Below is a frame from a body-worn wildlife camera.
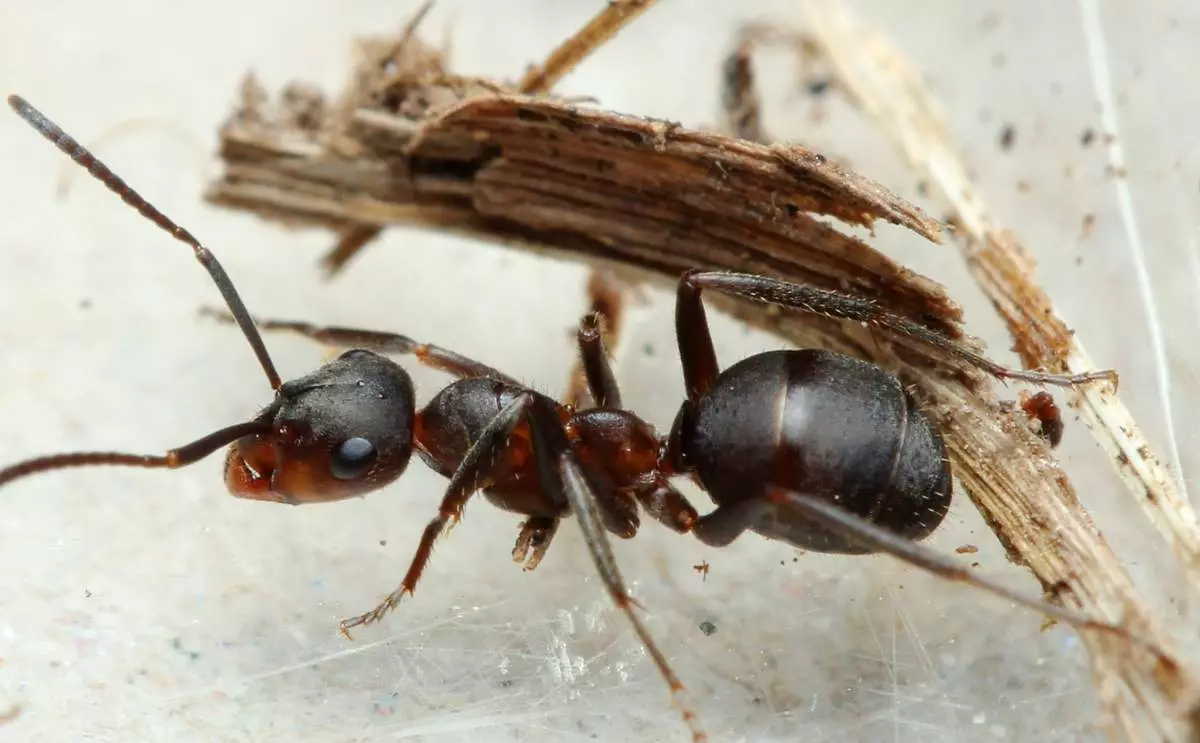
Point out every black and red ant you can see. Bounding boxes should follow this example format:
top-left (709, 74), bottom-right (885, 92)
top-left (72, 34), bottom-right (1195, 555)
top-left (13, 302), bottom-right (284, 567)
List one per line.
top-left (0, 96), bottom-right (1144, 743)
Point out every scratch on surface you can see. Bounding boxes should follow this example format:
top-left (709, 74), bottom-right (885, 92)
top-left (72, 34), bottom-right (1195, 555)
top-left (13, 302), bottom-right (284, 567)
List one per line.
top-left (889, 583), bottom-right (938, 682)
top-left (1008, 686), bottom-right (1090, 707)
top-left (154, 611), bottom-right (469, 706)
top-left (1077, 0), bottom-right (1189, 502)
top-left (857, 597), bottom-right (897, 737)
top-left (848, 591), bottom-right (961, 743)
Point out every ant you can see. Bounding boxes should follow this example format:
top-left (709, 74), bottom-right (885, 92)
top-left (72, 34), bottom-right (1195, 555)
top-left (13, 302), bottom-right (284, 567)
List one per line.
top-left (1, 96), bottom-right (1148, 743)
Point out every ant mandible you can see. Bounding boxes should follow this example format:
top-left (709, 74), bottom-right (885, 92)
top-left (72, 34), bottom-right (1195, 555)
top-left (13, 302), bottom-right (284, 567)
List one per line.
top-left (1, 95), bottom-right (1139, 743)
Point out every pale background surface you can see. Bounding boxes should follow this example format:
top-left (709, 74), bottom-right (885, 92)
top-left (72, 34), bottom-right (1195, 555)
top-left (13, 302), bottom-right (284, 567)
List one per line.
top-left (0, 2), bottom-right (1196, 742)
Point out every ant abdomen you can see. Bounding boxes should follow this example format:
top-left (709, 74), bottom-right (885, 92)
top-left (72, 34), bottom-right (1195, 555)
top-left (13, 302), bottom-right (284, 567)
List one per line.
top-left (680, 349), bottom-right (952, 553)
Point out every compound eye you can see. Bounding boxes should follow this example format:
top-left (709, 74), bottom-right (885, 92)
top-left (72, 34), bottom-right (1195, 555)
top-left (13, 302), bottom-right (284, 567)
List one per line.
top-left (331, 437), bottom-right (378, 480)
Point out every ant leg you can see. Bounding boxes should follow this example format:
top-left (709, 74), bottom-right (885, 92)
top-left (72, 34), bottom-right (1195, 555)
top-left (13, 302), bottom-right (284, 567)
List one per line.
top-left (721, 34), bottom-right (765, 143)
top-left (514, 273), bottom-right (626, 570)
top-left (565, 270), bottom-right (626, 409)
top-left (689, 499), bottom-right (768, 547)
top-left (576, 312), bottom-right (623, 409)
top-left (200, 309), bottom-right (521, 385)
top-left (704, 270), bottom-right (1119, 387)
top-left (512, 516), bottom-right (560, 571)
top-left (674, 272), bottom-right (723, 404)
top-left (765, 489), bottom-right (1164, 655)
top-left (633, 480), bottom-right (700, 534)
top-left (520, 398), bottom-right (706, 743)
top-left (321, 225), bottom-right (381, 277)
top-left (339, 392), bottom-right (536, 635)
top-left (680, 271), bottom-right (1118, 389)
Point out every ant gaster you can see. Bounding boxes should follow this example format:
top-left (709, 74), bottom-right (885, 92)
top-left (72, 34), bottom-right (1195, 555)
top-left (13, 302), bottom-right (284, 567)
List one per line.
top-left (2, 96), bottom-right (1146, 743)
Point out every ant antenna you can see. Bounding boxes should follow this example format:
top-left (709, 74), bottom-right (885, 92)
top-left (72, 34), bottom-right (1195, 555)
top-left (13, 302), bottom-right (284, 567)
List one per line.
top-left (6, 95), bottom-right (281, 390)
top-left (0, 421), bottom-right (273, 488)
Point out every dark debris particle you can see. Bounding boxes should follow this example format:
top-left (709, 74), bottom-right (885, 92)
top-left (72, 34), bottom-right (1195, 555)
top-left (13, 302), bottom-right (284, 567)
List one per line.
top-left (999, 123), bottom-right (1016, 151)
top-left (1080, 128), bottom-right (1096, 147)
top-left (699, 620), bottom-right (717, 636)
top-left (807, 78), bottom-right (831, 97)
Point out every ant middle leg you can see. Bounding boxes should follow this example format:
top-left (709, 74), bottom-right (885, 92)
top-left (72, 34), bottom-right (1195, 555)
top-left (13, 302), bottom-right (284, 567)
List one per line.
top-left (575, 311), bottom-right (623, 409)
top-left (519, 271), bottom-right (629, 569)
top-left (677, 270), bottom-right (1118, 389)
top-left (512, 515), bottom-right (560, 572)
top-left (521, 397), bottom-right (706, 743)
top-left (199, 308), bottom-right (520, 385)
top-left (565, 269), bottom-right (627, 410)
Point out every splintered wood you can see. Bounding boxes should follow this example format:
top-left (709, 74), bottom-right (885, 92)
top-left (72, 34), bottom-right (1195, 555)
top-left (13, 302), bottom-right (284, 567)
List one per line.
top-left (212, 44), bottom-right (956, 341)
top-left (205, 9), bottom-right (1194, 743)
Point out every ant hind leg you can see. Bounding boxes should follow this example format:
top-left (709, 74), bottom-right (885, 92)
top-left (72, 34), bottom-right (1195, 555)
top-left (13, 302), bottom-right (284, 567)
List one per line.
top-left (679, 271), bottom-right (1117, 390)
top-left (765, 487), bottom-right (1164, 656)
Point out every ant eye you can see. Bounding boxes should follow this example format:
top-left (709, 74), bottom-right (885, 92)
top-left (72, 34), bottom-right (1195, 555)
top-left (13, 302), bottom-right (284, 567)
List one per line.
top-left (331, 437), bottom-right (377, 480)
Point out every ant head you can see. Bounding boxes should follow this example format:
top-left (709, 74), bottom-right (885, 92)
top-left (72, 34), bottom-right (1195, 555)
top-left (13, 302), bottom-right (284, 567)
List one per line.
top-left (0, 96), bottom-right (420, 502)
top-left (226, 350), bottom-right (417, 505)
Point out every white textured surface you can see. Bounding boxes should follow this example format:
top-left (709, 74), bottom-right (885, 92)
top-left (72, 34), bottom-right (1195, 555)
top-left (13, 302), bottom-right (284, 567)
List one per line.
top-left (0, 2), bottom-right (1196, 742)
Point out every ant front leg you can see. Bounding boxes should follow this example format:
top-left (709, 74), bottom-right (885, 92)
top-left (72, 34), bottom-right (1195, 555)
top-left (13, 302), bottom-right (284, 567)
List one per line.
top-left (339, 392), bottom-right (536, 635)
top-left (677, 271), bottom-right (1118, 389)
top-left (199, 308), bottom-right (521, 385)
